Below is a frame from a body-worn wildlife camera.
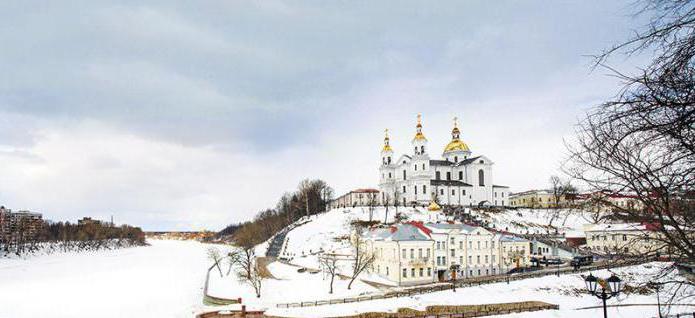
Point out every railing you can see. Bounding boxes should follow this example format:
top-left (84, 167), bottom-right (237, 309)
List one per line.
top-left (275, 256), bottom-right (654, 308)
top-left (203, 263), bottom-right (242, 306)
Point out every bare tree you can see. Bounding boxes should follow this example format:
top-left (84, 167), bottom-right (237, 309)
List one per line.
top-left (319, 253), bottom-right (341, 294)
top-left (347, 230), bottom-right (375, 290)
top-left (547, 176), bottom-right (577, 229)
top-left (565, 0), bottom-right (695, 305)
top-left (366, 192), bottom-right (379, 222)
top-left (234, 247), bottom-right (264, 298)
top-left (207, 247), bottom-right (225, 277)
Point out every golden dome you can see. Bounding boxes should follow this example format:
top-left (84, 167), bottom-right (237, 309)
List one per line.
top-left (427, 201), bottom-right (441, 211)
top-left (413, 114), bottom-right (427, 142)
top-left (444, 139), bottom-right (470, 152)
top-left (382, 128), bottom-right (393, 152)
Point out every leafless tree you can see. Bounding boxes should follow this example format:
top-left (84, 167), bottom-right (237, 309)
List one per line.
top-left (234, 247), bottom-right (264, 298)
top-left (366, 192), bottom-right (379, 222)
top-left (347, 230), bottom-right (375, 290)
top-left (207, 247), bottom-right (225, 277)
top-left (565, 0), bottom-right (694, 305)
top-left (319, 253), bottom-right (341, 294)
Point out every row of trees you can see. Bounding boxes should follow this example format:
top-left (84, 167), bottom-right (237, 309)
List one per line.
top-left (1, 220), bottom-right (146, 256)
top-left (219, 178), bottom-right (334, 249)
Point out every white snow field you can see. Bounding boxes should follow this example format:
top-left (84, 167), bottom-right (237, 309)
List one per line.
top-left (0, 240), bottom-right (211, 318)
top-left (267, 262), bottom-right (694, 318)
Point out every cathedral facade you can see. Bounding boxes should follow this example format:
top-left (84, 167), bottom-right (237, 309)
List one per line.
top-left (379, 115), bottom-right (510, 207)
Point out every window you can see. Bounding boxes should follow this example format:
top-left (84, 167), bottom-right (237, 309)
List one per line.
top-left (437, 241), bottom-right (441, 250)
top-left (459, 171), bottom-right (463, 180)
top-left (462, 189), bottom-right (466, 195)
top-left (436, 171), bottom-right (441, 180)
top-left (422, 163), bottom-right (425, 170)
top-left (411, 268), bottom-right (415, 277)
top-left (469, 241), bottom-right (472, 249)
top-left (459, 256), bottom-right (463, 264)
top-left (622, 234), bottom-right (627, 241)
top-left (419, 268), bottom-right (424, 277)
top-left (454, 156), bottom-right (458, 162)
top-left (403, 170), bottom-right (407, 180)
top-left (491, 241), bottom-right (495, 248)
top-left (477, 241), bottom-right (480, 249)
top-left (459, 241), bottom-right (463, 249)
top-left (418, 248), bottom-right (422, 258)
top-left (403, 269), bottom-right (407, 278)
top-left (468, 256), bottom-right (472, 263)
top-left (451, 249), bottom-right (455, 257)
top-left (450, 237), bottom-right (455, 244)
top-left (477, 256), bottom-right (481, 264)
top-left (440, 189), bottom-right (444, 195)
top-left (492, 255), bottom-right (496, 263)
top-left (403, 186), bottom-right (406, 193)
top-left (423, 185), bottom-right (426, 193)
top-left (402, 249), bottom-right (406, 258)
top-left (386, 267), bottom-right (389, 275)
top-left (410, 249), bottom-right (414, 259)
top-left (414, 164), bottom-right (417, 171)
top-left (485, 255), bottom-right (489, 263)
top-left (452, 189), bottom-right (455, 195)
top-left (426, 248), bottom-right (430, 258)
top-left (427, 268), bottom-right (432, 276)
top-left (442, 256), bottom-right (446, 264)
top-left (414, 186), bottom-right (418, 195)
top-left (478, 169), bottom-right (485, 186)
top-left (446, 172), bottom-right (451, 180)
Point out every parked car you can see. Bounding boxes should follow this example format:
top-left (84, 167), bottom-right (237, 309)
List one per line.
top-left (570, 255), bottom-right (594, 267)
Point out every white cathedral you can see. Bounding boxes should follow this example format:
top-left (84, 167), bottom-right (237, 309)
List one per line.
top-left (379, 115), bottom-right (510, 208)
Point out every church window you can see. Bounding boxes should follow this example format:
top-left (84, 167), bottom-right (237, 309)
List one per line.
top-left (388, 157), bottom-right (392, 164)
top-left (459, 171), bottom-right (463, 180)
top-left (403, 170), bottom-right (407, 180)
top-left (436, 171), bottom-right (441, 180)
top-left (422, 163), bottom-right (425, 170)
top-left (479, 160), bottom-right (484, 164)
top-left (452, 189), bottom-right (455, 195)
top-left (478, 170), bottom-right (485, 186)
top-left (414, 146), bottom-right (417, 153)
top-left (414, 186), bottom-right (417, 195)
top-left (446, 172), bottom-right (451, 180)
top-left (440, 189), bottom-right (444, 195)
top-left (454, 156), bottom-right (458, 162)
top-left (462, 189), bottom-right (466, 195)
top-left (403, 186), bottom-right (406, 193)
top-left (388, 172), bottom-right (392, 178)
top-left (422, 185), bottom-right (426, 193)
top-left (420, 146), bottom-right (424, 153)
top-left (414, 164), bottom-right (417, 171)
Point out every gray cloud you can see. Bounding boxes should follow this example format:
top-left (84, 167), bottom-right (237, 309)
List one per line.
top-left (0, 1), bottom-right (647, 229)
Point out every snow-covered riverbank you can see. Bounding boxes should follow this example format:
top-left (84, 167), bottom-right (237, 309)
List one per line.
top-left (0, 239), bottom-right (210, 318)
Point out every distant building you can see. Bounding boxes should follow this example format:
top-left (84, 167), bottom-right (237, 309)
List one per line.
top-left (0, 207), bottom-right (44, 245)
top-left (78, 217), bottom-right (102, 226)
top-left (576, 191), bottom-right (645, 213)
top-left (329, 189), bottom-right (380, 209)
top-left (584, 223), bottom-right (666, 256)
top-left (378, 115), bottom-right (510, 208)
top-left (509, 190), bottom-right (574, 209)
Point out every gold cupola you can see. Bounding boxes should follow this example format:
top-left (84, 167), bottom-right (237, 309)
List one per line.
top-left (382, 128), bottom-right (393, 153)
top-left (413, 114), bottom-right (427, 142)
top-left (443, 116), bottom-right (470, 153)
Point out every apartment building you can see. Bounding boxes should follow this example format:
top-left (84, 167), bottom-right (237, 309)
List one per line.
top-left (584, 223), bottom-right (666, 256)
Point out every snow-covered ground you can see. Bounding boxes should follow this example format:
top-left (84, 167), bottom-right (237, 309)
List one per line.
top-left (0, 239), bottom-right (211, 318)
top-left (470, 208), bottom-right (597, 235)
top-left (267, 262), bottom-right (694, 318)
top-left (207, 260), bottom-right (380, 308)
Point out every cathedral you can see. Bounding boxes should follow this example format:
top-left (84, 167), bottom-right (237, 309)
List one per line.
top-left (379, 115), bottom-right (510, 207)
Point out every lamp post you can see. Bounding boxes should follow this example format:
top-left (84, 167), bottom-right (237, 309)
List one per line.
top-left (647, 282), bottom-right (663, 318)
top-left (584, 273), bottom-right (624, 318)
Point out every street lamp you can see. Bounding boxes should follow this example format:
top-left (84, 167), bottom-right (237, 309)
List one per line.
top-left (584, 273), bottom-right (624, 318)
top-left (647, 282), bottom-right (663, 318)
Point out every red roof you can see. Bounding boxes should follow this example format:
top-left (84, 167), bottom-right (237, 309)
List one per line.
top-left (407, 221), bottom-right (432, 237)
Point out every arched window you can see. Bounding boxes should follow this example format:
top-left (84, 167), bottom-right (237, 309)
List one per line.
top-left (454, 156), bottom-right (458, 162)
top-left (478, 169), bottom-right (485, 186)
top-left (458, 171), bottom-right (463, 180)
top-left (403, 170), bottom-right (407, 180)
top-left (420, 146), bottom-right (424, 153)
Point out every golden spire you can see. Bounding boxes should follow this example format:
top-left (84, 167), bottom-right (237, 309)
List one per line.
top-left (413, 114), bottom-right (427, 141)
top-left (382, 128), bottom-right (393, 152)
top-left (444, 115), bottom-right (469, 153)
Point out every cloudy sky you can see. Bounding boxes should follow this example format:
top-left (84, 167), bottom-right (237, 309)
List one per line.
top-left (0, 1), bottom-right (649, 230)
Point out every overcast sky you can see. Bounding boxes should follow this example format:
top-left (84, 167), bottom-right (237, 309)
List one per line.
top-left (0, 1), bottom-right (649, 230)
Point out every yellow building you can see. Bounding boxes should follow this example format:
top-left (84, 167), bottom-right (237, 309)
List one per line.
top-left (509, 190), bottom-right (564, 208)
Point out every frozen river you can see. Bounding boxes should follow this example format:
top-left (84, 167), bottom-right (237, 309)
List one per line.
top-left (0, 240), bottom-right (210, 318)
